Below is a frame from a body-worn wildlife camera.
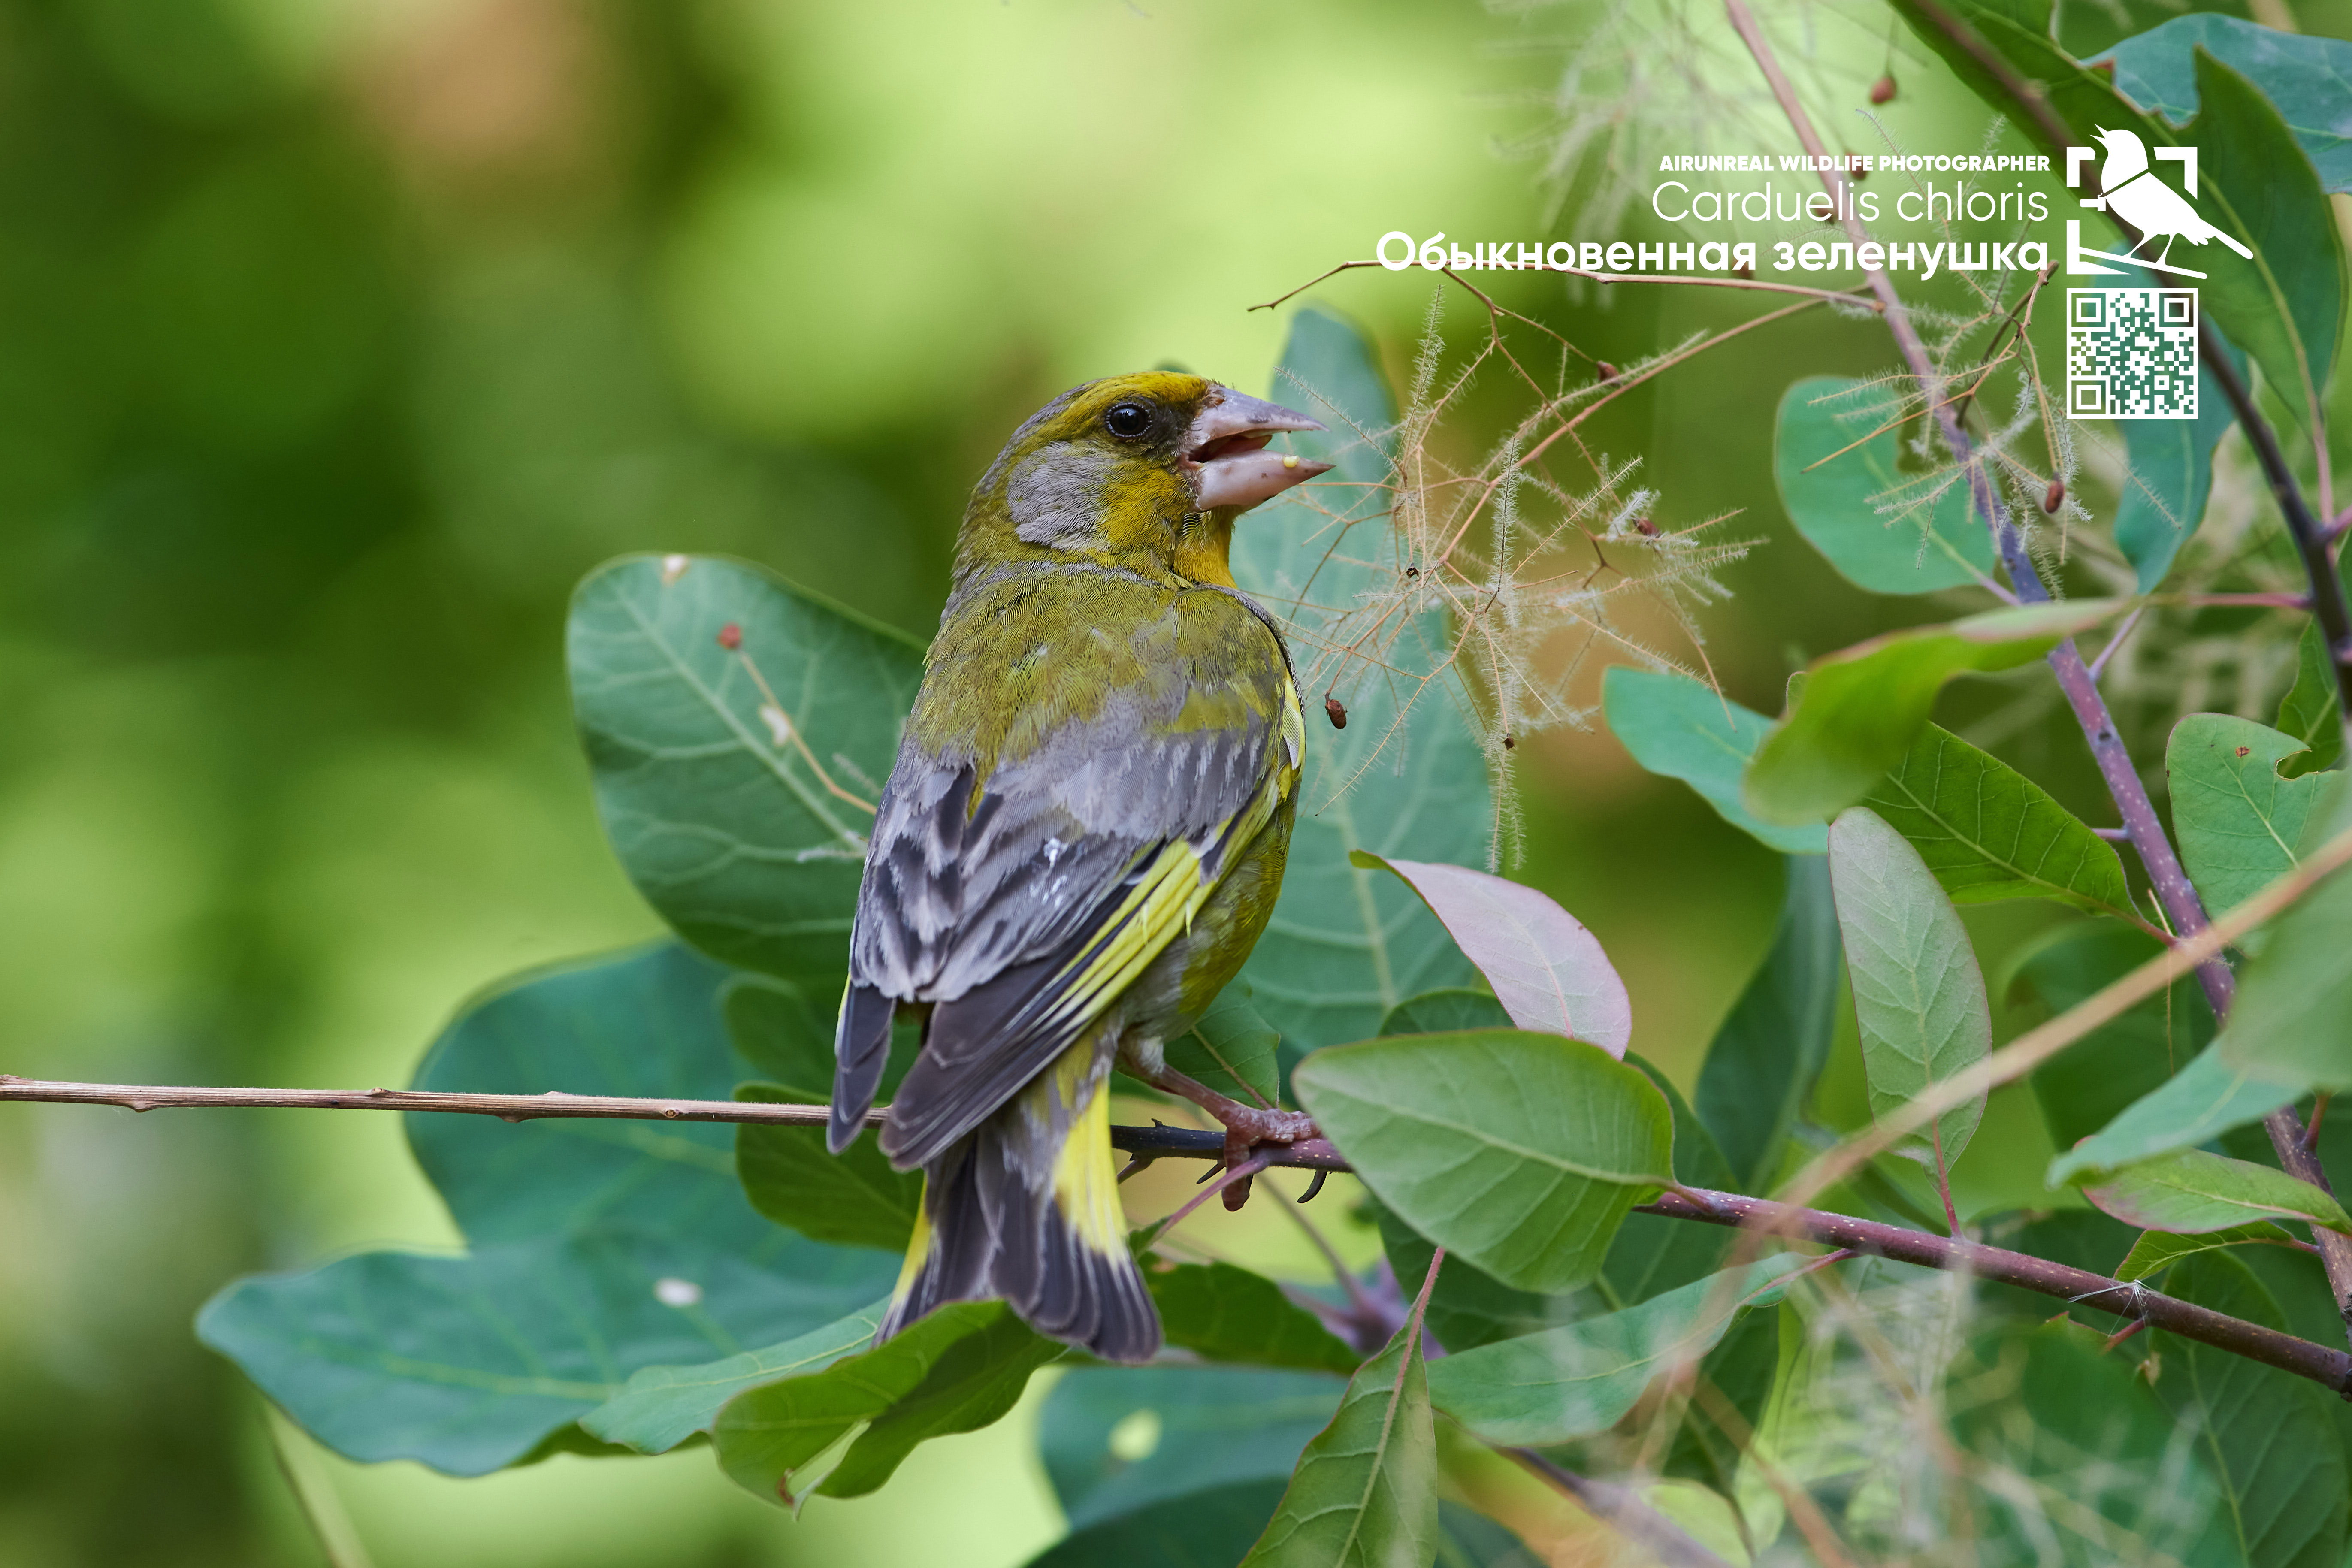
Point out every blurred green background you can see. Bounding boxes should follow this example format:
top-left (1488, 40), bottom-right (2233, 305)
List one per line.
top-left (2, 0), bottom-right (2345, 1563)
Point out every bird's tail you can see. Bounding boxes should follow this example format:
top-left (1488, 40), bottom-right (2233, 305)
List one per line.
top-left (877, 1043), bottom-right (1159, 1363)
top-left (2212, 227), bottom-right (2254, 259)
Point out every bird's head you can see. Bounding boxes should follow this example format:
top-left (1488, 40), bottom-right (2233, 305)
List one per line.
top-left (955, 371), bottom-right (1331, 589)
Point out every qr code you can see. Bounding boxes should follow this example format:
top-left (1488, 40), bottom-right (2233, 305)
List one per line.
top-left (2067, 288), bottom-right (2197, 419)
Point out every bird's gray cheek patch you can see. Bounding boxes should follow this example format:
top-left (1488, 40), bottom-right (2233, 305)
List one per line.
top-left (1008, 445), bottom-right (1117, 548)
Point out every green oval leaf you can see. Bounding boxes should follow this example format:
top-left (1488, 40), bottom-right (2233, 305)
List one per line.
top-left (1426, 1256), bottom-right (1811, 1447)
top-left (2168, 713), bottom-right (2331, 919)
top-left (1830, 807), bottom-right (1991, 1173)
top-left (1864, 722), bottom-right (2135, 916)
top-left (1294, 1030), bottom-right (1675, 1294)
top-left (2080, 1148), bottom-right (2352, 1234)
top-left (1743, 601), bottom-right (2123, 826)
top-left (1349, 853), bottom-right (1631, 1056)
top-left (568, 553), bottom-right (924, 985)
top-left (1238, 1317), bottom-right (1438, 1568)
top-left (1602, 665), bottom-right (1827, 855)
top-left (1772, 375), bottom-right (1995, 594)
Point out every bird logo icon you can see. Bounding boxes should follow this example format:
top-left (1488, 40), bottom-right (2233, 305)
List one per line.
top-left (2070, 127), bottom-right (2251, 279)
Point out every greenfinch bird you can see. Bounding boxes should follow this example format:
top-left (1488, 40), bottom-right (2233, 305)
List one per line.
top-left (828, 371), bottom-right (1331, 1362)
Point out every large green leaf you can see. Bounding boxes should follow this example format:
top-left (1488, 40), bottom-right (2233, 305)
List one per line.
top-left (2110, 302), bottom-right (2243, 592)
top-left (199, 1226), bottom-right (883, 1477)
top-left (2080, 1148), bottom-right (2352, 1234)
top-left (2276, 619), bottom-right (2348, 778)
top-left (1695, 856), bottom-right (1843, 1192)
top-left (197, 946), bottom-right (895, 1474)
top-left (2101, 16), bottom-right (2352, 193)
top-left (1772, 375), bottom-right (1995, 594)
top-left (1147, 1260), bottom-right (1363, 1376)
top-left (2116, 1221), bottom-right (2298, 1282)
top-left (1743, 601), bottom-right (2122, 826)
top-left (1863, 722), bottom-right (2135, 917)
top-left (2169, 713), bottom-right (2331, 919)
top-left (735, 1084), bottom-right (920, 1253)
top-left (582, 1299), bottom-right (889, 1455)
top-left (2016, 924), bottom-right (2218, 1153)
top-left (1602, 666), bottom-right (1828, 855)
top-left (1229, 306), bottom-right (1486, 1053)
top-left (1829, 807), bottom-right (1990, 1174)
top-left (710, 1299), bottom-right (1062, 1504)
top-left (568, 553), bottom-right (924, 985)
top-left (1294, 1030), bottom-right (1675, 1294)
top-left (1039, 1366), bottom-right (1345, 1530)
top-left (2222, 776), bottom-right (2352, 1091)
top-left (1426, 1257), bottom-right (1812, 1447)
top-left (1350, 853), bottom-right (1631, 1054)
top-left (2046, 1039), bottom-right (2301, 1184)
top-left (1238, 1317), bottom-right (1438, 1568)
top-left (2158, 1253), bottom-right (2351, 1568)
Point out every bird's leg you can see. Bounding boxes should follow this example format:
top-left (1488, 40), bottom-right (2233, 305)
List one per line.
top-left (1142, 1064), bottom-right (1318, 1211)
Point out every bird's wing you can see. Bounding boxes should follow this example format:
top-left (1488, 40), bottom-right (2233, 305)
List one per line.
top-left (831, 578), bottom-right (1301, 1165)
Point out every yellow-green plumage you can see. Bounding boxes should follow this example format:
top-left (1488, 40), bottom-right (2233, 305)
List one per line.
top-left (828, 372), bottom-right (1319, 1361)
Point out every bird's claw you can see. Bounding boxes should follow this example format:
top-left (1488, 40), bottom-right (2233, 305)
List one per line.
top-left (1215, 1108), bottom-right (1319, 1211)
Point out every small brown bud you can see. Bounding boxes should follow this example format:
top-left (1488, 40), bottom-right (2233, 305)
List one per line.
top-left (1869, 73), bottom-right (1897, 105)
top-left (1324, 695), bottom-right (1348, 730)
top-left (2090, 57), bottom-right (2115, 77)
top-left (1735, 264), bottom-right (1754, 279)
top-left (1596, 361), bottom-right (1618, 382)
top-left (717, 622), bottom-right (743, 650)
top-left (1847, 158), bottom-right (1867, 182)
top-left (2043, 479), bottom-right (2065, 514)
top-left (1635, 515), bottom-right (1657, 536)
top-left (1502, 734), bottom-right (1517, 751)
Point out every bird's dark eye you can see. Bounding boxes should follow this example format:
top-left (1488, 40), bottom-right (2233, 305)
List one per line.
top-left (1104, 401), bottom-right (1154, 440)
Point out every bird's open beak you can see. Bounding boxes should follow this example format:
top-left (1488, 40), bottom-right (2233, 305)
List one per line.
top-left (1183, 388), bottom-right (1333, 513)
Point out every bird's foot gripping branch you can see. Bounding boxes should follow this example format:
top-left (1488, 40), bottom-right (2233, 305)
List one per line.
top-left (12, 224), bottom-right (2352, 1567)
